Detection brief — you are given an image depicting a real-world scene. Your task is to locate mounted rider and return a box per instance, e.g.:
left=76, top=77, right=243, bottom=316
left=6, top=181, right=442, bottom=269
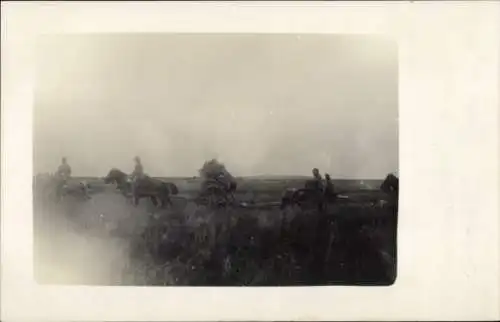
left=382, top=170, right=399, bottom=193
left=311, top=168, right=325, bottom=191
left=312, top=167, right=325, bottom=211
left=52, top=157, right=71, bottom=199
left=215, top=170, right=236, bottom=202
left=380, top=170, right=399, bottom=207
left=56, top=157, right=72, bottom=184
left=324, top=173, right=336, bottom=202
left=130, top=156, right=146, bottom=193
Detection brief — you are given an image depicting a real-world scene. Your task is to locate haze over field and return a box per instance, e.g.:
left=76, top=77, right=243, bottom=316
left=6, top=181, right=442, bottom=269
left=34, top=34, right=398, bottom=178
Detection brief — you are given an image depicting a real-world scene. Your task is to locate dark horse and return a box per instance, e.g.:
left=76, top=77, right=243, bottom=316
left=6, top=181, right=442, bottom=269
left=280, top=187, right=324, bottom=211
left=103, top=168, right=179, bottom=208
left=380, top=172, right=399, bottom=206
left=280, top=179, right=340, bottom=211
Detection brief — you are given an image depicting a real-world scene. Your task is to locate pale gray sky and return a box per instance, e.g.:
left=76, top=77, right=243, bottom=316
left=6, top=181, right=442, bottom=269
left=34, top=33, right=398, bottom=178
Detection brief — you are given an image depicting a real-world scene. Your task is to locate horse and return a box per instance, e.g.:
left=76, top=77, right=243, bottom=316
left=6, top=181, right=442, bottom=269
left=280, top=187, right=325, bottom=211
left=63, top=180, right=91, bottom=200
left=103, top=168, right=133, bottom=199
left=103, top=168, right=179, bottom=208
left=280, top=176, right=335, bottom=211
left=380, top=172, right=399, bottom=203
left=34, top=173, right=91, bottom=203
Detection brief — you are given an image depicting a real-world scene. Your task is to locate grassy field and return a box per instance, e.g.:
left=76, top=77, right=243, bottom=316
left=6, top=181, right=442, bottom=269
left=33, top=176, right=397, bottom=286
left=78, top=176, right=383, bottom=192
left=77, top=176, right=385, bottom=205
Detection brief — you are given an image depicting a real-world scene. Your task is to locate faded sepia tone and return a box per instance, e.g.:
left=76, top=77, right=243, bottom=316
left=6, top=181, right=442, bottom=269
left=35, top=34, right=397, bottom=178
left=33, top=33, right=399, bottom=287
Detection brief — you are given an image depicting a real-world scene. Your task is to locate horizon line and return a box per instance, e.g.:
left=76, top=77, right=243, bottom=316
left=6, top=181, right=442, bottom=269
left=35, top=174, right=387, bottom=181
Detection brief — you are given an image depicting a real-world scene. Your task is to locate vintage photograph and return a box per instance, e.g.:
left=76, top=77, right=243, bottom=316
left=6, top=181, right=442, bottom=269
left=33, top=33, right=399, bottom=286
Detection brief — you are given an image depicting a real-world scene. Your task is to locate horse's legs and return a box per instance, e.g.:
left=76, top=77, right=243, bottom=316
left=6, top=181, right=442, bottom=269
left=158, top=191, right=168, bottom=209
left=159, top=196, right=166, bottom=209
left=150, top=196, right=158, bottom=208
left=156, top=196, right=164, bottom=209
left=166, top=195, right=173, bottom=209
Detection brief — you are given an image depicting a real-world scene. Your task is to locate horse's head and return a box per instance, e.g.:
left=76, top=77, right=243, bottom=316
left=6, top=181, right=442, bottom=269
left=104, top=168, right=126, bottom=184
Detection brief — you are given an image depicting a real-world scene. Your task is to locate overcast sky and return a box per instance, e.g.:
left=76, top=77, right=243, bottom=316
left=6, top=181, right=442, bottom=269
left=34, top=33, right=398, bottom=178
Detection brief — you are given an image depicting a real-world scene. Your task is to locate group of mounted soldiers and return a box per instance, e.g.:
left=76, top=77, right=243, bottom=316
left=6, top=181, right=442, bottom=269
left=49, top=156, right=398, bottom=210
left=310, top=167, right=336, bottom=200
left=55, top=156, right=145, bottom=182
left=49, top=156, right=146, bottom=202
left=51, top=156, right=235, bottom=207
left=279, top=167, right=338, bottom=212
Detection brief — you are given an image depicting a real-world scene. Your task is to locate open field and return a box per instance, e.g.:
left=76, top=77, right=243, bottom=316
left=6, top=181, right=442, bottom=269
left=32, top=32, right=399, bottom=288
left=33, top=177, right=397, bottom=286
left=78, top=176, right=384, bottom=193
left=76, top=176, right=386, bottom=206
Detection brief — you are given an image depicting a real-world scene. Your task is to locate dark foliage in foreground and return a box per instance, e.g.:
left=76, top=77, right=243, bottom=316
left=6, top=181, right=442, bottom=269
left=33, top=176, right=397, bottom=286
left=120, top=203, right=397, bottom=286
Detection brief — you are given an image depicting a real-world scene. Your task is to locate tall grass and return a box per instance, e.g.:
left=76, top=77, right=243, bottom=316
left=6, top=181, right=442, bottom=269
left=33, top=178, right=396, bottom=286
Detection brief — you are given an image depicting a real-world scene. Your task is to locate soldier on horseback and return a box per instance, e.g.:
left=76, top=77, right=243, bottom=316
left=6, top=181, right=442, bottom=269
left=324, top=173, right=336, bottom=202
left=312, top=168, right=324, bottom=191
left=131, top=156, right=145, bottom=179
left=381, top=170, right=399, bottom=207
left=54, top=157, right=71, bottom=198
left=130, top=156, right=145, bottom=195
left=312, top=168, right=325, bottom=211
left=56, top=157, right=72, bottom=183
